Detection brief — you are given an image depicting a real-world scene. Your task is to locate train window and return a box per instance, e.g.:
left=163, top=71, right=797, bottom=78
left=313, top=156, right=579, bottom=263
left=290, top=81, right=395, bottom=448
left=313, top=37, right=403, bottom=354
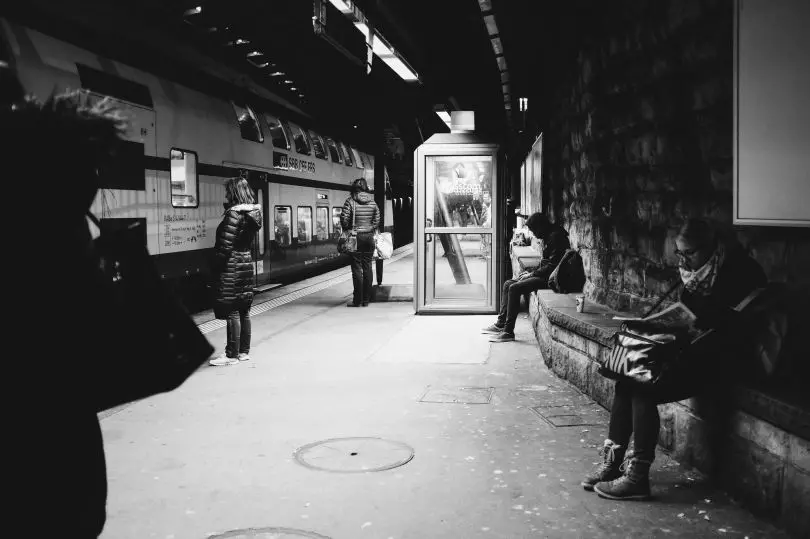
left=264, top=114, right=290, bottom=150
left=232, top=102, right=263, bottom=143
left=274, top=206, right=292, bottom=246
left=76, top=63, right=154, bottom=108
left=288, top=122, right=312, bottom=155
left=297, top=206, right=313, bottom=243
left=308, top=130, right=328, bottom=160
left=316, top=206, right=329, bottom=241
left=351, top=147, right=364, bottom=169
left=339, top=142, right=354, bottom=167
left=325, top=137, right=342, bottom=163
left=332, top=207, right=343, bottom=238
left=170, top=148, right=199, bottom=208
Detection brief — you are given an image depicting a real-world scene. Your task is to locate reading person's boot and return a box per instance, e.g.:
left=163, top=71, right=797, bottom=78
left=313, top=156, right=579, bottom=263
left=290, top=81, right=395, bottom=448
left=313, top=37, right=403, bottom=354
left=593, top=457, right=652, bottom=501
left=581, top=439, right=626, bottom=491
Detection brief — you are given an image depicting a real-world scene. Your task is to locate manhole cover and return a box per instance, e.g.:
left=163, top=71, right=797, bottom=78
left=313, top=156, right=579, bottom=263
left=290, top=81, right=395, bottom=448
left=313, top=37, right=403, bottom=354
left=419, top=387, right=494, bottom=404
left=294, top=437, right=414, bottom=473
left=208, top=527, right=331, bottom=538
left=531, top=405, right=606, bottom=427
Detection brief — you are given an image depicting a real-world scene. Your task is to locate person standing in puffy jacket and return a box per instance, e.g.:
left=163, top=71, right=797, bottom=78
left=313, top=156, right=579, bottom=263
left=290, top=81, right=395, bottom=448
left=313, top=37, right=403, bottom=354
left=341, top=178, right=380, bottom=307
left=210, top=177, right=263, bottom=366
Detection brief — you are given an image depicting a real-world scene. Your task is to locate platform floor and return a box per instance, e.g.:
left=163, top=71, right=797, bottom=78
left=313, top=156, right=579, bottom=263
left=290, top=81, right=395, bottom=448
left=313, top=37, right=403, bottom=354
left=98, top=250, right=790, bottom=539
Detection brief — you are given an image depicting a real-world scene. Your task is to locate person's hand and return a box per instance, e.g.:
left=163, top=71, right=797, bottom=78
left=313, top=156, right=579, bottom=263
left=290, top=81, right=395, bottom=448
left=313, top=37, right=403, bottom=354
left=518, top=271, right=531, bottom=281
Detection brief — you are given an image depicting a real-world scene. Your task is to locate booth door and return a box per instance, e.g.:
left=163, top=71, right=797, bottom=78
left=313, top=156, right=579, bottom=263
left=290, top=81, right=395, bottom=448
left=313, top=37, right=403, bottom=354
left=420, top=155, right=496, bottom=313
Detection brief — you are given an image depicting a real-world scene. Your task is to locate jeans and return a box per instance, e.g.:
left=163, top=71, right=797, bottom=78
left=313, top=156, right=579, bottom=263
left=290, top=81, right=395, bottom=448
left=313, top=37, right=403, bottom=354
left=349, top=231, right=375, bottom=305
left=225, top=308, right=251, bottom=358
left=496, top=276, right=547, bottom=333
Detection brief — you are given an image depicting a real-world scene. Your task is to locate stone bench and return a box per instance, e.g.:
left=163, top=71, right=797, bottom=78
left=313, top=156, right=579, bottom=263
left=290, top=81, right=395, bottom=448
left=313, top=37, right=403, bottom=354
left=528, top=289, right=809, bottom=538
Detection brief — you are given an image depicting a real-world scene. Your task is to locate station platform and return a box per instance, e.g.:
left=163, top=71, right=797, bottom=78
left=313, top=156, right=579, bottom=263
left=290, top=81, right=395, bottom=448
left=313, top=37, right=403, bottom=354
left=98, top=247, right=791, bottom=539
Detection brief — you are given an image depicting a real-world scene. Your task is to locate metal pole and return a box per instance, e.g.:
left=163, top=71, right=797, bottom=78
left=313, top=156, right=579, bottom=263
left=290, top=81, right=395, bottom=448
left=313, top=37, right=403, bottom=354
left=434, top=184, right=471, bottom=284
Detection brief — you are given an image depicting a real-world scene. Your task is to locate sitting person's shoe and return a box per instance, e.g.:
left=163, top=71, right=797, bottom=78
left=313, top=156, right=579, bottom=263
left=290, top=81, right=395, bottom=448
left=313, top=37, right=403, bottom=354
left=489, top=331, right=515, bottom=342
left=347, top=303, right=360, bottom=307
left=209, top=354, right=238, bottom=366
left=593, top=458, right=652, bottom=501
left=582, top=439, right=626, bottom=491
left=238, top=353, right=251, bottom=362
left=481, top=323, right=504, bottom=334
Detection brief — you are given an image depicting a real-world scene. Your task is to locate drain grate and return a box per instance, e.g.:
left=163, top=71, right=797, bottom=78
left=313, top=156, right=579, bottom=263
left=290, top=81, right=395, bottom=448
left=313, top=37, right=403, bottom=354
left=294, top=437, right=414, bottom=473
left=208, top=527, right=331, bottom=538
left=531, top=405, right=606, bottom=427
left=419, top=387, right=494, bottom=404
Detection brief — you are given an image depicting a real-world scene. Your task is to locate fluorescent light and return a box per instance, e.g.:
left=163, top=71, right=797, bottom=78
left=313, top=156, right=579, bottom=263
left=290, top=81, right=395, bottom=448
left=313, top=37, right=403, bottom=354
left=271, top=71, right=285, bottom=76
left=328, top=0, right=353, bottom=14
left=184, top=6, right=202, bottom=17
left=354, top=22, right=369, bottom=39
left=247, top=51, right=263, bottom=57
left=382, top=56, right=418, bottom=81
left=236, top=38, right=249, bottom=45
left=436, top=111, right=451, bottom=123
left=290, top=87, right=297, bottom=91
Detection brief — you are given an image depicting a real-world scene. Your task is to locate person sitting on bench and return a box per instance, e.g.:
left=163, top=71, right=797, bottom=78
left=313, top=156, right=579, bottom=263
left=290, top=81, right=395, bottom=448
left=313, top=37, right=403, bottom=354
left=483, top=213, right=570, bottom=342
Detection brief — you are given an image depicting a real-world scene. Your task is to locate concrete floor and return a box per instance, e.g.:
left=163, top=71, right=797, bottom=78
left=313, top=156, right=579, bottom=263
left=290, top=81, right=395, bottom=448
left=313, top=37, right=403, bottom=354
left=98, top=254, right=791, bottom=539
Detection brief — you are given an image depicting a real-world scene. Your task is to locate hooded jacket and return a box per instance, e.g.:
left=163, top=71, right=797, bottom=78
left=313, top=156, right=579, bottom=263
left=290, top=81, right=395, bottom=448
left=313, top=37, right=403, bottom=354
left=340, top=191, right=380, bottom=234
left=213, top=203, right=263, bottom=318
left=530, top=224, right=571, bottom=281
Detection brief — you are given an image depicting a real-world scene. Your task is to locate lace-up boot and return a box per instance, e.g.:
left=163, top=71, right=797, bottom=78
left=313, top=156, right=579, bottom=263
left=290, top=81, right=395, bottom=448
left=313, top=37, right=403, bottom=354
left=581, top=439, right=626, bottom=491
left=594, top=457, right=652, bottom=501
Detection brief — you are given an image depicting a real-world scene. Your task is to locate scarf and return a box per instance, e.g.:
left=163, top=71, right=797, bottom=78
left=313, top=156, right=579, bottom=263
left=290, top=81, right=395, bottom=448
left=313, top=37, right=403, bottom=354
left=679, top=244, right=725, bottom=296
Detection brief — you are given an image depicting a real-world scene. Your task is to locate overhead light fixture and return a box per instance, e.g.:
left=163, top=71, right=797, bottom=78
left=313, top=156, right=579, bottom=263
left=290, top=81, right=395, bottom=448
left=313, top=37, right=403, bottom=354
left=246, top=51, right=263, bottom=57
left=519, top=97, right=528, bottom=112
left=228, top=38, right=250, bottom=46
left=184, top=6, right=202, bottom=17
left=283, top=79, right=293, bottom=84
left=290, top=87, right=297, bottom=91
left=271, top=71, right=285, bottom=77
left=328, top=0, right=354, bottom=15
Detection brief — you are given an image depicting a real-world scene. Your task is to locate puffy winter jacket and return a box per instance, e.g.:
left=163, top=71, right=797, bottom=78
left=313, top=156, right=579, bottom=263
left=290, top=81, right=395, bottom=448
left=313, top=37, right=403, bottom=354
left=340, top=191, right=380, bottom=233
left=212, top=203, right=263, bottom=319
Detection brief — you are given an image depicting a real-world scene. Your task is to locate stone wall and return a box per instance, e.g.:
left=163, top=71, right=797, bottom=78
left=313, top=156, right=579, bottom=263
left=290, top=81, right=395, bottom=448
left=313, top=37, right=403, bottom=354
left=539, top=0, right=810, bottom=312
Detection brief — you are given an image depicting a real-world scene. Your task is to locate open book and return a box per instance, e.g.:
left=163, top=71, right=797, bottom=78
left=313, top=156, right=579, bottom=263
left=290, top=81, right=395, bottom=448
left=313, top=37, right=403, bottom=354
left=612, top=288, right=766, bottom=344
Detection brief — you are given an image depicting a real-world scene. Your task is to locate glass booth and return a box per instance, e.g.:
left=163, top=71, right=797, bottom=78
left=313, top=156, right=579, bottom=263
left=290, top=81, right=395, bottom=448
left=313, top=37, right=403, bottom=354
left=413, top=114, right=504, bottom=314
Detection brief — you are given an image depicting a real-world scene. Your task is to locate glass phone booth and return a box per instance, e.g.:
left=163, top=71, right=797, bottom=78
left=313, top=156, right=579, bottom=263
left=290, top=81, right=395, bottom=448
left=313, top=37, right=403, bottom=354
left=414, top=113, right=504, bottom=314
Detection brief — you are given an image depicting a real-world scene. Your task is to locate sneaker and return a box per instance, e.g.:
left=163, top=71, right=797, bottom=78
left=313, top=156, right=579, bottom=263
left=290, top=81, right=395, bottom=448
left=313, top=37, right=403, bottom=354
left=481, top=323, right=504, bottom=335
left=489, top=331, right=515, bottom=342
left=237, top=353, right=251, bottom=362
left=209, top=355, right=238, bottom=366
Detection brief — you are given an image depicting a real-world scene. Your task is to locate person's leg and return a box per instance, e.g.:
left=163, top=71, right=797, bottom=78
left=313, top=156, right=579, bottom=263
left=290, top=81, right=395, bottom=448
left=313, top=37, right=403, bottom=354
left=348, top=252, right=362, bottom=306
left=482, top=279, right=515, bottom=333
left=594, top=383, right=657, bottom=500
left=502, top=276, right=546, bottom=334
left=582, top=379, right=631, bottom=490
left=375, top=258, right=384, bottom=285
left=210, top=310, right=240, bottom=365
left=238, top=308, right=252, bottom=360
left=361, top=251, right=373, bottom=305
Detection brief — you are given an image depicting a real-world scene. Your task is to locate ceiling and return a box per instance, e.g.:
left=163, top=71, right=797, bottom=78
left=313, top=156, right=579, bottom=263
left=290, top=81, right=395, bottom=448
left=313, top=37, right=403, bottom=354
left=3, top=0, right=590, bottom=151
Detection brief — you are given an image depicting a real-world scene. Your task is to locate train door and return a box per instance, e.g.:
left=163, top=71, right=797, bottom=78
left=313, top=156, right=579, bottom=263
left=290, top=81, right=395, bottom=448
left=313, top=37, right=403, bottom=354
left=242, top=169, right=273, bottom=289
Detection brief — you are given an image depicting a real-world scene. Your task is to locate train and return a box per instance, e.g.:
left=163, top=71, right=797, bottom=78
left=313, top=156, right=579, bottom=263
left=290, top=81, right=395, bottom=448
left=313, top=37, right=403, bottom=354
left=0, top=15, right=394, bottom=310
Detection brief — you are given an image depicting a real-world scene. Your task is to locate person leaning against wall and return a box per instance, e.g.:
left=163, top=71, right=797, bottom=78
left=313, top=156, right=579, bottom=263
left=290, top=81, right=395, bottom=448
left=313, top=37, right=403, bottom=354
left=482, top=212, right=570, bottom=342
left=583, top=218, right=767, bottom=501
left=341, top=178, right=380, bottom=307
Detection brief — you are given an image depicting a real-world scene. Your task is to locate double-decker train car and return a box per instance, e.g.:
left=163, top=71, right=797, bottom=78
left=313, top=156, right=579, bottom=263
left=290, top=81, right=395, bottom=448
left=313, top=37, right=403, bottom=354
left=1, top=17, right=384, bottom=309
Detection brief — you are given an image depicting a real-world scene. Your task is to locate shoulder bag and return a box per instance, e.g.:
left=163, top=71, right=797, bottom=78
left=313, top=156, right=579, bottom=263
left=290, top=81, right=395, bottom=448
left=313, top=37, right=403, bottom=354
left=337, top=201, right=357, bottom=254
left=87, top=212, right=214, bottom=412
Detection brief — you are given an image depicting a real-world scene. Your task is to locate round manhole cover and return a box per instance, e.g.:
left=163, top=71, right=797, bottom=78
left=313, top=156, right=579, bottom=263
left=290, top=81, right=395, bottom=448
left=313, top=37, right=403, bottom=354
left=294, top=437, right=415, bottom=473
left=208, top=527, right=330, bottom=538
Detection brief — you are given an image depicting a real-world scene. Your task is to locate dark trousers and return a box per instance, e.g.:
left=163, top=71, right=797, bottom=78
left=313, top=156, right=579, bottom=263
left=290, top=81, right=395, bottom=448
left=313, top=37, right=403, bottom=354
left=496, top=276, right=547, bottom=333
left=225, top=308, right=251, bottom=358
left=607, top=333, right=736, bottom=463
left=349, top=232, right=375, bottom=305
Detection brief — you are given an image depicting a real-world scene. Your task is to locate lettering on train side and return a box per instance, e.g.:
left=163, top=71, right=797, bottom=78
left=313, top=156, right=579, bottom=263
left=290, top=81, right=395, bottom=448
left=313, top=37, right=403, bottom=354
left=273, top=151, right=316, bottom=173
left=163, top=219, right=208, bottom=248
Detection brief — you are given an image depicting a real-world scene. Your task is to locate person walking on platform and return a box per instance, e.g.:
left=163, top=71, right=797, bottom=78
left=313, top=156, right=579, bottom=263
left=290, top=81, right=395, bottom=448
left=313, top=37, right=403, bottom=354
left=209, top=177, right=263, bottom=366
left=482, top=212, right=570, bottom=342
left=341, top=178, right=380, bottom=307
left=583, top=218, right=766, bottom=501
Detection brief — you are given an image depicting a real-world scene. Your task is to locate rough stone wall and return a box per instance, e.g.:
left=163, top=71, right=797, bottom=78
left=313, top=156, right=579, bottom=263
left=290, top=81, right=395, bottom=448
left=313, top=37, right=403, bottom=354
left=540, top=0, right=810, bottom=312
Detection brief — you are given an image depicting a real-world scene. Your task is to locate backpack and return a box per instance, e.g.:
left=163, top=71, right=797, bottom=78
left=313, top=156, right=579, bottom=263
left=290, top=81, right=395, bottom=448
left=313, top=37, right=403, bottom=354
left=548, top=249, right=586, bottom=293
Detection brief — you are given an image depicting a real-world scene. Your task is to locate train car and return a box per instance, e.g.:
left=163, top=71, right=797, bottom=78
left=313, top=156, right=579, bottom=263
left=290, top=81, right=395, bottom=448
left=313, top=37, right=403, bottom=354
left=0, top=17, right=382, bottom=309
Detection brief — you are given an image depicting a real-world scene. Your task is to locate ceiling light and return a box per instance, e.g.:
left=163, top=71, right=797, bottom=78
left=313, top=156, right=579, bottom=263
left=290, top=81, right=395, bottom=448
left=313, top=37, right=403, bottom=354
left=328, top=0, right=354, bottom=15
left=283, top=80, right=293, bottom=84
left=271, top=71, right=285, bottom=77
left=183, top=6, right=202, bottom=17
left=233, top=38, right=249, bottom=45
left=290, top=87, right=297, bottom=91
left=246, top=51, right=263, bottom=57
